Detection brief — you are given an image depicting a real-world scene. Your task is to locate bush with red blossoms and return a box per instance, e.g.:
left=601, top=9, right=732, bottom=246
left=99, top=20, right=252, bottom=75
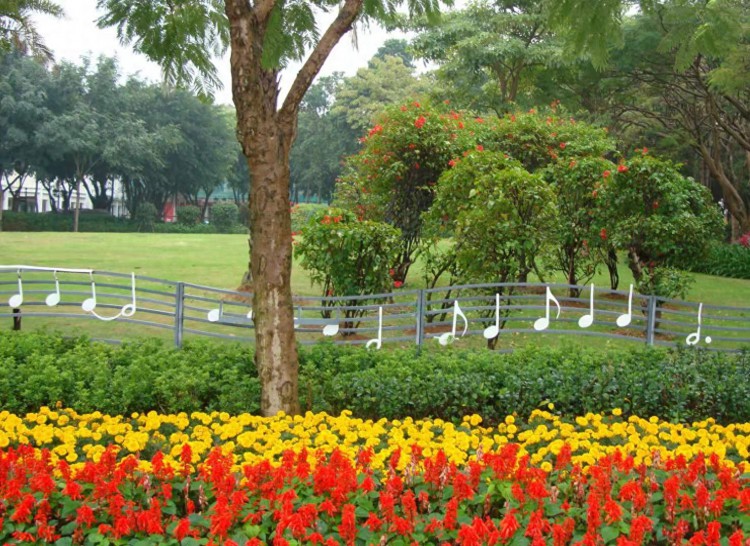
left=1, top=442, right=748, bottom=545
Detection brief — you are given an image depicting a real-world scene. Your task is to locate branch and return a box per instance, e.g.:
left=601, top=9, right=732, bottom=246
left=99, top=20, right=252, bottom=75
left=279, top=0, right=364, bottom=124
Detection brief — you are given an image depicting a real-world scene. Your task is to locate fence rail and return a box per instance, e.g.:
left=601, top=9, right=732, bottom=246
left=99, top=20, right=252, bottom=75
left=2, top=265, right=748, bottom=352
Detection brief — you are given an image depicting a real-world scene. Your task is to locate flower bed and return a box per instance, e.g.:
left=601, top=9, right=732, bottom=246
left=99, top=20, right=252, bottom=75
left=1, top=407, right=748, bottom=472
left=1, top=408, right=749, bottom=544
left=1, top=438, right=748, bottom=544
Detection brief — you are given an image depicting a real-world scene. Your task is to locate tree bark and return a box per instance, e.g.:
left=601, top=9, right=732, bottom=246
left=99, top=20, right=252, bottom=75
left=225, top=0, right=363, bottom=416
left=73, top=176, right=82, bottom=233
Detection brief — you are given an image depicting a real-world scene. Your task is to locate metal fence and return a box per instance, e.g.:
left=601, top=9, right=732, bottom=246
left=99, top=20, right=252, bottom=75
left=2, top=264, right=749, bottom=352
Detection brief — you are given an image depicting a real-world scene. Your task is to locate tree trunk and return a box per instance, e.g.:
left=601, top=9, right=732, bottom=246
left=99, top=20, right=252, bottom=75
left=243, top=127, right=300, bottom=416
left=73, top=177, right=82, bottom=232
left=0, top=186, right=4, bottom=232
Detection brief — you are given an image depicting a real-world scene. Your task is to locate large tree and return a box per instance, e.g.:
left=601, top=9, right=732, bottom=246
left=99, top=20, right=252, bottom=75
left=96, top=0, right=446, bottom=416
left=0, top=0, right=63, bottom=61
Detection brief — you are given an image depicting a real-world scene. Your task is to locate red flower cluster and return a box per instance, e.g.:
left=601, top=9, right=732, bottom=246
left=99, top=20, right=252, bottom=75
left=414, top=116, right=426, bottom=129
left=320, top=215, right=343, bottom=225
left=0, top=443, right=747, bottom=545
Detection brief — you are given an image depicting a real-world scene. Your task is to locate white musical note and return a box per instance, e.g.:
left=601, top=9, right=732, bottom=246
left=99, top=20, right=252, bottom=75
left=483, top=293, right=501, bottom=339
left=686, top=303, right=712, bottom=345
left=8, top=271, right=23, bottom=307
left=322, top=310, right=340, bottom=337
left=616, top=284, right=634, bottom=328
left=437, top=301, right=469, bottom=346
left=578, top=284, right=595, bottom=328
left=247, top=309, right=253, bottom=321
left=533, top=287, right=561, bottom=331
left=81, top=273, right=97, bottom=312
left=207, top=302, right=223, bottom=323
left=89, top=273, right=137, bottom=321
left=366, top=306, right=383, bottom=349
left=45, top=271, right=61, bottom=307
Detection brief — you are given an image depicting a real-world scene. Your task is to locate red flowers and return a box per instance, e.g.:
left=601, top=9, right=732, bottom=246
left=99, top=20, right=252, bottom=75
left=393, top=280, right=403, bottom=288
left=0, top=437, right=747, bottom=545
left=368, top=124, right=383, bottom=137
left=600, top=228, right=608, bottom=240
left=603, top=170, right=612, bottom=178
left=414, top=116, right=426, bottom=129
left=618, top=164, right=629, bottom=173
left=559, top=142, right=566, bottom=149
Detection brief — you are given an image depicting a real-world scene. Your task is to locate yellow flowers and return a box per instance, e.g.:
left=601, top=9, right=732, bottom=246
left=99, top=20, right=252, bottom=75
left=0, top=407, right=748, bottom=475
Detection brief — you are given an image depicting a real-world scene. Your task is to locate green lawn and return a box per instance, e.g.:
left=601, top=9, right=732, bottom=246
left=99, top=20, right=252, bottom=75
left=2, top=232, right=749, bottom=349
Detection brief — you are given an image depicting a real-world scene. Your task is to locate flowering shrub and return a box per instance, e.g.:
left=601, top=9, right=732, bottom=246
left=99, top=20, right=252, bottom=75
left=295, top=208, right=401, bottom=325
left=335, top=101, right=478, bottom=281
left=598, top=155, right=723, bottom=298
left=2, top=407, right=749, bottom=474
left=0, top=430, right=747, bottom=544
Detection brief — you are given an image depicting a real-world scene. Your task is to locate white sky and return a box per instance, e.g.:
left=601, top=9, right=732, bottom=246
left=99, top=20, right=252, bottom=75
left=38, top=0, right=411, bottom=106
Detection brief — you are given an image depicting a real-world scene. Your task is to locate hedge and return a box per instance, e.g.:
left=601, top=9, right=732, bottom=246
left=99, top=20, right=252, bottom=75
left=1, top=331, right=749, bottom=424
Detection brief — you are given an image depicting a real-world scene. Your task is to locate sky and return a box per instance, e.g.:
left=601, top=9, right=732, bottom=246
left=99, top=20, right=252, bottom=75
left=37, top=0, right=412, bottom=105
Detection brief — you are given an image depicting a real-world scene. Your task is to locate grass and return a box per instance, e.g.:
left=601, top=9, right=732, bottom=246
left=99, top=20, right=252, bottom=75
left=2, top=232, right=750, bottom=349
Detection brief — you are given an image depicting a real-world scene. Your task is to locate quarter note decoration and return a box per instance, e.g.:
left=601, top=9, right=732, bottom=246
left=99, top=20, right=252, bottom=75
left=322, top=308, right=340, bottom=337
left=366, top=306, right=383, bottom=349
left=8, top=270, right=23, bottom=307
left=483, top=293, right=501, bottom=339
left=46, top=271, right=61, bottom=307
left=616, top=284, right=634, bottom=328
left=686, top=303, right=712, bottom=345
left=207, top=303, right=223, bottom=323
left=437, top=301, right=469, bottom=346
left=81, top=273, right=97, bottom=312
left=533, top=287, right=561, bottom=331
left=578, top=284, right=595, bottom=328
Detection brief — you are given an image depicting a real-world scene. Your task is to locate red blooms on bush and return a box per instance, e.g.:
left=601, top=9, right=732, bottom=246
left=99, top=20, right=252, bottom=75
left=414, top=116, right=426, bottom=129
left=1, top=436, right=748, bottom=544
left=618, top=164, right=629, bottom=173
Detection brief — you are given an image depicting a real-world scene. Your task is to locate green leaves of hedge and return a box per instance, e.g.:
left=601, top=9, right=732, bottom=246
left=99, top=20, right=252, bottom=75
left=2, top=332, right=750, bottom=424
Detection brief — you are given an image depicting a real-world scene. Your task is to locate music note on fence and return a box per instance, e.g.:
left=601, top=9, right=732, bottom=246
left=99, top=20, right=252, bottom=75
left=207, top=302, right=223, bottom=322
left=8, top=271, right=23, bottom=307
left=89, top=273, right=137, bottom=322
left=322, top=308, right=340, bottom=337
left=533, top=287, right=561, bottom=331
left=578, top=284, right=595, bottom=328
left=366, top=306, right=383, bottom=349
left=483, top=293, right=501, bottom=339
left=686, top=302, right=712, bottom=345
left=45, top=271, right=61, bottom=307
left=616, top=284, right=634, bottom=328
left=81, top=273, right=97, bottom=312
left=437, top=301, right=469, bottom=346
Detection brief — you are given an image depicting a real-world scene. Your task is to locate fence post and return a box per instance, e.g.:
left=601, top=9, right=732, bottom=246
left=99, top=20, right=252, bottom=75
left=174, top=282, right=185, bottom=348
left=416, top=289, right=425, bottom=351
left=645, top=295, right=656, bottom=345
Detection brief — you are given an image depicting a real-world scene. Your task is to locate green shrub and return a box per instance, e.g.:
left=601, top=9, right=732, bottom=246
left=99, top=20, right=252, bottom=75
left=210, top=202, right=240, bottom=232
left=134, top=203, right=158, bottom=232
left=291, top=203, right=328, bottom=233
left=176, top=205, right=201, bottom=225
left=675, top=242, right=750, bottom=280
left=1, top=331, right=749, bottom=425
left=1, top=211, right=133, bottom=232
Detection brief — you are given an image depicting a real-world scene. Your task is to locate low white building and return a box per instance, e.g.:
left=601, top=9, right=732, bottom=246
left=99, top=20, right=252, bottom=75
left=1, top=176, right=129, bottom=218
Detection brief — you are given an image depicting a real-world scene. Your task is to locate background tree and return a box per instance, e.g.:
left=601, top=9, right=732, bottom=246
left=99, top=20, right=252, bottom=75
left=0, top=0, right=63, bottom=61
left=599, top=154, right=724, bottom=299
left=0, top=52, right=50, bottom=229
left=290, top=74, right=357, bottom=203
left=97, top=0, right=448, bottom=416
left=332, top=55, right=428, bottom=133
left=410, top=0, right=559, bottom=113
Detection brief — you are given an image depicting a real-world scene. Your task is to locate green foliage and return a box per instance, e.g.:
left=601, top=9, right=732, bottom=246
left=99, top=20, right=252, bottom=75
left=295, top=208, right=401, bottom=301
left=598, top=155, right=724, bottom=297
left=209, top=202, right=239, bottom=233
left=2, top=331, right=750, bottom=425
left=677, top=242, right=750, bottom=280
left=480, top=110, right=616, bottom=171
left=290, top=203, right=328, bottom=233
left=133, top=202, right=157, bottom=232
left=176, top=205, right=201, bottom=225
left=543, top=156, right=616, bottom=290
left=336, top=101, right=476, bottom=280
left=1, top=211, right=133, bottom=232
left=426, top=150, right=557, bottom=284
